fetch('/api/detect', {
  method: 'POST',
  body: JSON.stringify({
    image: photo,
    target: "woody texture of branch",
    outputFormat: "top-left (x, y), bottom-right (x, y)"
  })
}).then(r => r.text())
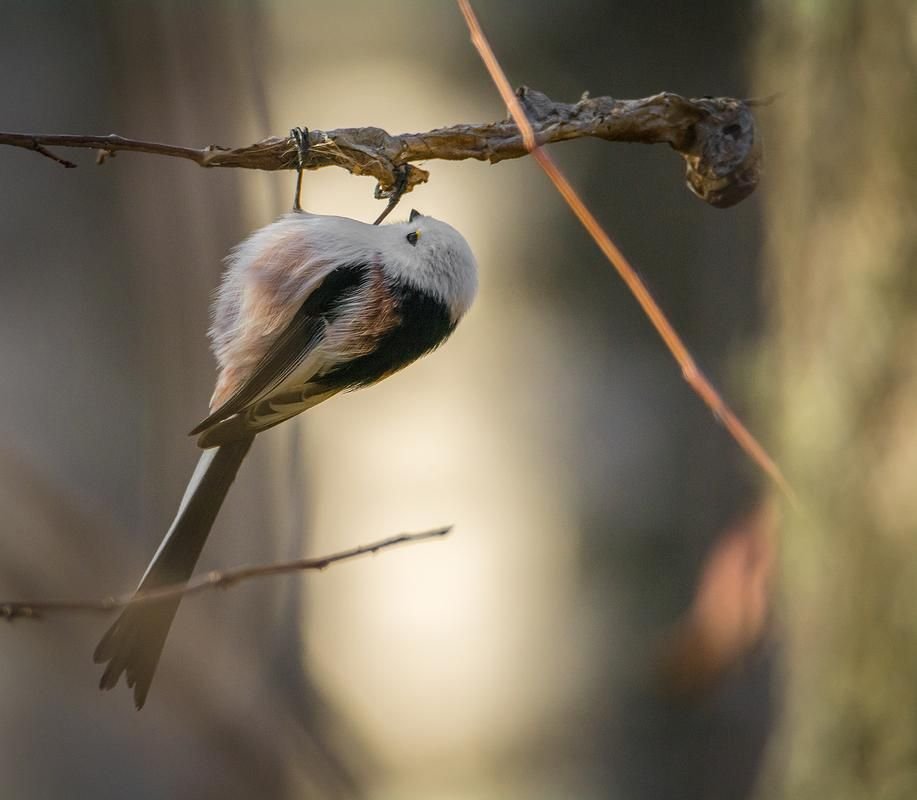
top-left (0, 527), bottom-right (451, 621)
top-left (0, 87), bottom-right (761, 209)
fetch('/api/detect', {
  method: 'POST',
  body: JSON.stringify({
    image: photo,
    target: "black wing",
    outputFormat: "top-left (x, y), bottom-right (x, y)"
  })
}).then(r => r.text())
top-left (189, 263), bottom-right (369, 438)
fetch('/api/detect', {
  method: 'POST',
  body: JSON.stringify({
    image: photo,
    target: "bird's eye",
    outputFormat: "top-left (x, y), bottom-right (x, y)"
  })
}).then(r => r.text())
top-left (406, 231), bottom-right (420, 246)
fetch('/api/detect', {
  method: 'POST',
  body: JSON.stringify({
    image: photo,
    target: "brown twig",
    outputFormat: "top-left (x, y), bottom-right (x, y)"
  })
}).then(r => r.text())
top-left (0, 87), bottom-right (760, 206)
top-left (457, 0), bottom-right (793, 501)
top-left (0, 526), bottom-right (451, 621)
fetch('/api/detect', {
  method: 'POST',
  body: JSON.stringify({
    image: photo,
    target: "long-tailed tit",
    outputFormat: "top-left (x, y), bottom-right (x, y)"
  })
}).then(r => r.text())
top-left (94, 207), bottom-right (478, 708)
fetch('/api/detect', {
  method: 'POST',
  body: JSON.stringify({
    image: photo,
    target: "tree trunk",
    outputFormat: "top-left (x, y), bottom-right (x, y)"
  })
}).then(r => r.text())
top-left (757, 1), bottom-right (917, 797)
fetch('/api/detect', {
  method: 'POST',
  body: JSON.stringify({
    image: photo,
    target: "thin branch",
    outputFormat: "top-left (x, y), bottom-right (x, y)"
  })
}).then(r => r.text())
top-left (25, 139), bottom-right (78, 168)
top-left (0, 87), bottom-right (760, 207)
top-left (457, 0), bottom-right (794, 502)
top-left (0, 526), bottom-right (451, 621)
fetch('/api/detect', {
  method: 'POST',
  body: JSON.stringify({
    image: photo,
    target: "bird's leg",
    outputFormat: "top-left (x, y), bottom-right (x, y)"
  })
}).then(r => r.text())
top-left (290, 127), bottom-right (309, 212)
top-left (372, 164), bottom-right (410, 225)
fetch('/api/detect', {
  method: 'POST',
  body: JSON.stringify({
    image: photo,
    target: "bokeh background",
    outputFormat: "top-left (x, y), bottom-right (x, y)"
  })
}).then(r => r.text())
top-left (1, 1), bottom-right (912, 799)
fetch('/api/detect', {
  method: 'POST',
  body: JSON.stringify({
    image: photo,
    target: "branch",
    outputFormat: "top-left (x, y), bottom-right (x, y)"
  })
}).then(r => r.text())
top-left (0, 526), bottom-right (451, 621)
top-left (0, 89), bottom-right (761, 208)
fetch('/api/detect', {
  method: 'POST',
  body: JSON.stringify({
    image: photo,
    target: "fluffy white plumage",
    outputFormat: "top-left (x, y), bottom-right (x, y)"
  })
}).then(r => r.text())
top-left (211, 211), bottom-right (477, 386)
top-left (200, 208), bottom-right (478, 440)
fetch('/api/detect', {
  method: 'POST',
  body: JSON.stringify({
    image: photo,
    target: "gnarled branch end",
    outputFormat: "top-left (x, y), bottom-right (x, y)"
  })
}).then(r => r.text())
top-left (679, 98), bottom-right (762, 209)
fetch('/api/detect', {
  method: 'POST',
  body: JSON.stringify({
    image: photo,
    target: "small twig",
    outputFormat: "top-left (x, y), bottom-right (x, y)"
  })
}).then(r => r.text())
top-left (457, 0), bottom-right (794, 501)
top-left (12, 137), bottom-right (78, 168)
top-left (745, 92), bottom-right (781, 107)
top-left (0, 526), bottom-right (451, 621)
top-left (0, 84), bottom-right (761, 207)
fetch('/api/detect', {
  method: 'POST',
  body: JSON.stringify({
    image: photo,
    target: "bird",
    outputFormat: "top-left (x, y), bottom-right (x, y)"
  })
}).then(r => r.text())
top-left (93, 206), bottom-right (478, 708)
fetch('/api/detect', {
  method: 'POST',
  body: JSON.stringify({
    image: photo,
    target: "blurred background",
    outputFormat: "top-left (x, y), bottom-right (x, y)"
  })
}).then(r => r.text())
top-left (1, 1), bottom-right (913, 799)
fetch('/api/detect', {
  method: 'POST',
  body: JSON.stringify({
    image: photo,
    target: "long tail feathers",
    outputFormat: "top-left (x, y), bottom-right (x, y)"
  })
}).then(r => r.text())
top-left (93, 434), bottom-right (254, 709)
